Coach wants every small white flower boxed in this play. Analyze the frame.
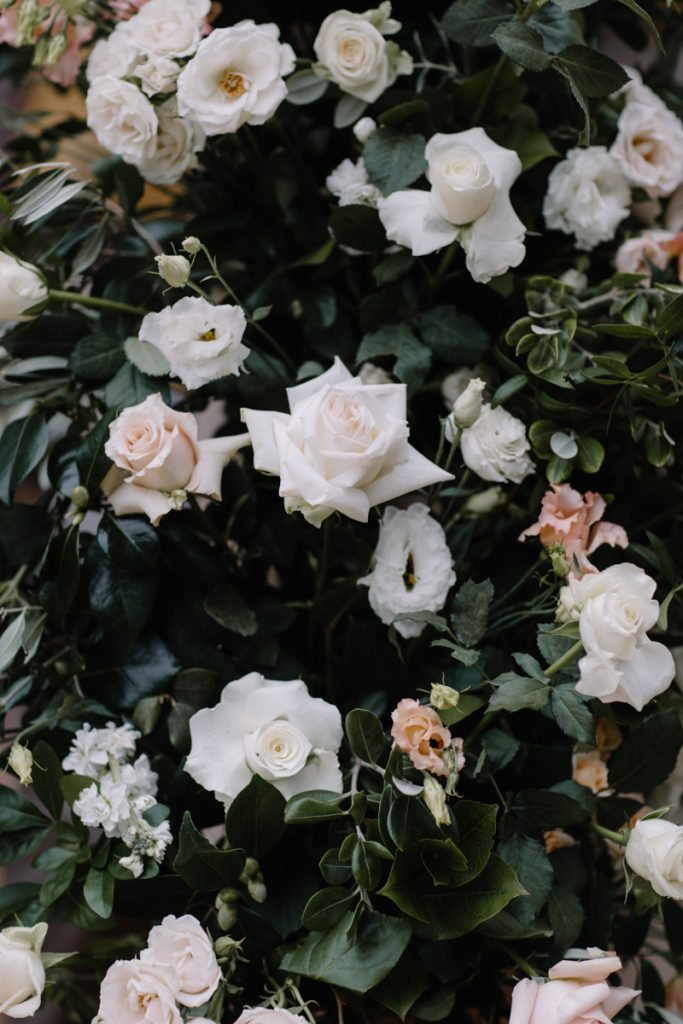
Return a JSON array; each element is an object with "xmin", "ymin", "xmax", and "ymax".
[
  {"xmin": 124, "ymin": 0, "xmax": 209, "ymax": 59},
  {"xmin": 353, "ymin": 116, "xmax": 377, "ymax": 143},
  {"xmin": 460, "ymin": 404, "xmax": 534, "ymax": 485},
  {"xmin": 359, "ymin": 503, "xmax": 456, "ymax": 638},
  {"xmin": 611, "ymin": 75, "xmax": 683, "ymax": 198},
  {"xmin": 326, "ymin": 157, "xmax": 380, "ymax": 207},
  {"xmin": 62, "ymin": 722, "xmax": 139, "ymax": 778},
  {"xmin": 182, "ymin": 236, "xmax": 201, "ymax": 254},
  {"xmin": 543, "ymin": 147, "xmax": 630, "ymax": 251},
  {"xmin": 73, "ymin": 777, "xmax": 132, "ymax": 836},
  {"xmin": 559, "ymin": 268, "xmax": 588, "ymax": 291},
  {"xmin": 119, "ymin": 754, "xmax": 158, "ymax": 800}
]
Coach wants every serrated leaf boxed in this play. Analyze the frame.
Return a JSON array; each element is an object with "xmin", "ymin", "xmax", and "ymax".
[
  {"xmin": 489, "ymin": 674, "xmax": 550, "ymax": 713},
  {"xmin": 450, "ymin": 578, "xmax": 494, "ymax": 647},
  {"xmin": 364, "ymin": 129, "xmax": 426, "ymax": 195},
  {"xmin": 492, "ymin": 22, "xmax": 552, "ymax": 71},
  {"xmin": 124, "ymin": 337, "xmax": 171, "ymax": 377},
  {"xmin": 204, "ymin": 584, "xmax": 257, "ymax": 636},
  {"xmin": 551, "ymin": 685, "xmax": 594, "ymax": 743}
]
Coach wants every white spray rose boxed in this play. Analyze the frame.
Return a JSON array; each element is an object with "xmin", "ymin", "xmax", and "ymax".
[
  {"xmin": 378, "ymin": 128, "xmax": 526, "ymax": 283},
  {"xmin": 460, "ymin": 404, "xmax": 534, "ymax": 484},
  {"xmin": 87, "ymin": 26, "xmax": 139, "ymax": 81},
  {"xmin": 358, "ymin": 503, "xmax": 455, "ymax": 638},
  {"xmin": 155, "ymin": 254, "xmax": 191, "ymax": 288},
  {"xmin": 95, "ymin": 959, "xmax": 182, "ymax": 1024},
  {"xmin": 137, "ymin": 103, "xmax": 205, "ymax": 186},
  {"xmin": 625, "ymin": 818, "xmax": 683, "ymax": 899},
  {"xmin": 0, "ymin": 923, "xmax": 47, "ymax": 1019},
  {"xmin": 186, "ymin": 672, "xmax": 343, "ymax": 806},
  {"xmin": 177, "ymin": 21, "xmax": 295, "ymax": 136},
  {"xmin": 557, "ymin": 562, "xmax": 675, "ymax": 710},
  {"xmin": 140, "ymin": 296, "xmax": 249, "ymax": 390},
  {"xmin": 124, "ymin": 0, "xmax": 209, "ymax": 58},
  {"xmin": 326, "ymin": 157, "xmax": 380, "ymax": 207},
  {"xmin": 142, "ymin": 915, "xmax": 221, "ymax": 1008},
  {"xmin": 611, "ymin": 77, "xmax": 683, "ymax": 198},
  {"xmin": 86, "ymin": 75, "xmax": 158, "ymax": 166},
  {"xmin": 136, "ymin": 55, "xmax": 179, "ymax": 97},
  {"xmin": 0, "ymin": 252, "xmax": 47, "ymax": 321},
  {"xmin": 241, "ymin": 357, "xmax": 452, "ymax": 525},
  {"xmin": 543, "ymin": 147, "xmax": 630, "ymax": 251}
]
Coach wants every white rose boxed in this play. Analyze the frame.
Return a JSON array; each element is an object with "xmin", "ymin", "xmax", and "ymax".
[
  {"xmin": 124, "ymin": 0, "xmax": 209, "ymax": 58},
  {"xmin": 378, "ymin": 128, "xmax": 526, "ymax": 283},
  {"xmin": 326, "ymin": 157, "xmax": 380, "ymax": 207},
  {"xmin": 452, "ymin": 377, "xmax": 485, "ymax": 428},
  {"xmin": 102, "ymin": 393, "xmax": 251, "ymax": 524},
  {"xmin": 558, "ymin": 563, "xmax": 675, "ymax": 710},
  {"xmin": 241, "ymin": 357, "xmax": 452, "ymax": 525},
  {"xmin": 460, "ymin": 403, "xmax": 534, "ymax": 484},
  {"xmin": 611, "ymin": 79, "xmax": 683, "ymax": 198},
  {"xmin": 86, "ymin": 75, "xmax": 158, "ymax": 166},
  {"xmin": 95, "ymin": 959, "xmax": 181, "ymax": 1024},
  {"xmin": 136, "ymin": 103, "xmax": 205, "ymax": 186},
  {"xmin": 186, "ymin": 672, "xmax": 343, "ymax": 806},
  {"xmin": 625, "ymin": 818, "xmax": 683, "ymax": 899},
  {"xmin": 313, "ymin": 5, "xmax": 412, "ymax": 104},
  {"xmin": 142, "ymin": 915, "xmax": 221, "ymax": 1008},
  {"xmin": 0, "ymin": 252, "xmax": 47, "ymax": 321},
  {"xmin": 140, "ymin": 296, "xmax": 248, "ymax": 389},
  {"xmin": 358, "ymin": 503, "xmax": 456, "ymax": 638},
  {"xmin": 543, "ymin": 146, "xmax": 630, "ymax": 251},
  {"xmin": 615, "ymin": 230, "xmax": 674, "ymax": 281},
  {"xmin": 234, "ymin": 1011, "xmax": 307, "ymax": 1024},
  {"xmin": 136, "ymin": 55, "xmax": 179, "ymax": 97},
  {"xmin": 177, "ymin": 21, "xmax": 295, "ymax": 137},
  {"xmin": 0, "ymin": 923, "xmax": 47, "ymax": 1019},
  {"xmin": 353, "ymin": 116, "xmax": 377, "ymax": 143},
  {"xmin": 87, "ymin": 26, "xmax": 139, "ymax": 81}
]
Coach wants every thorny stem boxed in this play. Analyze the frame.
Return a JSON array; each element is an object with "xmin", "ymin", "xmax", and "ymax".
[{"xmin": 49, "ymin": 289, "xmax": 146, "ymax": 317}]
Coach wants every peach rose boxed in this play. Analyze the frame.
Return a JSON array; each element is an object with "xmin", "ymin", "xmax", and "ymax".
[
  {"xmin": 519, "ymin": 484, "xmax": 628, "ymax": 575},
  {"xmin": 543, "ymin": 829, "xmax": 576, "ymax": 854},
  {"xmin": 390, "ymin": 698, "xmax": 452, "ymax": 777},
  {"xmin": 509, "ymin": 951, "xmax": 638, "ymax": 1024},
  {"xmin": 595, "ymin": 717, "xmax": 622, "ymax": 756},
  {"xmin": 572, "ymin": 750, "xmax": 610, "ymax": 795}
]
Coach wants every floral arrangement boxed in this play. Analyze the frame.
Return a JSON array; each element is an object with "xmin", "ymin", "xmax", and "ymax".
[{"xmin": 1, "ymin": 1, "xmax": 683, "ymax": 1022}]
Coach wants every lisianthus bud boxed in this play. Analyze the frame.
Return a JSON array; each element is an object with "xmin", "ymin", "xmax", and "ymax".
[
  {"xmin": 155, "ymin": 253, "xmax": 191, "ymax": 288},
  {"xmin": 247, "ymin": 878, "xmax": 267, "ymax": 903},
  {"xmin": 182, "ymin": 236, "xmax": 201, "ymax": 254},
  {"xmin": 71, "ymin": 485, "xmax": 89, "ymax": 510},
  {"xmin": 423, "ymin": 774, "xmax": 449, "ymax": 827},
  {"xmin": 453, "ymin": 378, "xmax": 486, "ymax": 428},
  {"xmin": 216, "ymin": 887, "xmax": 239, "ymax": 907},
  {"xmin": 214, "ymin": 935, "xmax": 242, "ymax": 960},
  {"xmin": 463, "ymin": 486, "xmax": 505, "ymax": 517},
  {"xmin": 353, "ymin": 117, "xmax": 377, "ymax": 144},
  {"xmin": 240, "ymin": 856, "xmax": 260, "ymax": 881},
  {"xmin": 430, "ymin": 683, "xmax": 460, "ymax": 711},
  {"xmin": 8, "ymin": 743, "xmax": 33, "ymax": 785}
]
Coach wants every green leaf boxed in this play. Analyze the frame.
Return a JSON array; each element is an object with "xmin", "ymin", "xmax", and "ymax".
[
  {"xmin": 450, "ymin": 578, "xmax": 494, "ymax": 647},
  {"xmin": 124, "ymin": 336, "xmax": 171, "ymax": 378},
  {"xmin": 451, "ymin": 801, "xmax": 497, "ymax": 884},
  {"xmin": 284, "ymin": 790, "xmax": 347, "ymax": 825},
  {"xmin": 0, "ymin": 882, "xmax": 39, "ymax": 923},
  {"xmin": 613, "ymin": 0, "xmax": 663, "ymax": 52},
  {"xmin": 204, "ymin": 584, "xmax": 257, "ymax": 636},
  {"xmin": 0, "ymin": 786, "xmax": 48, "ymax": 831},
  {"xmin": 99, "ymin": 515, "xmax": 160, "ymax": 572},
  {"xmin": 76, "ymin": 411, "xmax": 117, "ymax": 490},
  {"xmin": 352, "ymin": 839, "xmax": 383, "ymax": 891},
  {"xmin": 497, "ymin": 835, "xmax": 552, "ymax": 926},
  {"xmin": 89, "ymin": 556, "xmax": 156, "ymax": 636},
  {"xmin": 357, "ymin": 324, "xmax": 431, "ymax": 392},
  {"xmin": 83, "ymin": 867, "xmax": 115, "ymax": 919},
  {"xmin": 286, "ymin": 68, "xmax": 329, "ymax": 105},
  {"xmin": 609, "ymin": 711, "xmax": 683, "ymax": 793},
  {"xmin": 330, "ymin": 205, "xmax": 386, "ymax": 251},
  {"xmin": 656, "ymin": 293, "xmax": 683, "ymax": 340},
  {"xmin": 550, "ymin": 685, "xmax": 594, "ymax": 743},
  {"xmin": 488, "ymin": 674, "xmax": 550, "ymax": 713},
  {"xmin": 511, "ymin": 786, "xmax": 593, "ymax": 831},
  {"xmin": 319, "ymin": 849, "xmax": 353, "ymax": 886},
  {"xmin": 225, "ymin": 775, "xmax": 286, "ymax": 858},
  {"xmin": 31, "ymin": 741, "xmax": 64, "ymax": 819},
  {"xmin": 334, "ymin": 94, "xmax": 368, "ymax": 129},
  {"xmin": 441, "ymin": 0, "xmax": 510, "ymax": 46},
  {"xmin": 39, "ymin": 855, "xmax": 76, "ymax": 906},
  {"xmin": 69, "ymin": 333, "xmax": 125, "ymax": 381},
  {"xmin": 415, "ymin": 305, "xmax": 489, "ymax": 364},
  {"xmin": 174, "ymin": 812, "xmax": 246, "ymax": 892},
  {"xmin": 0, "ymin": 412, "xmax": 48, "ymax": 504},
  {"xmin": 555, "ymin": 45, "xmax": 629, "ymax": 97},
  {"xmin": 548, "ymin": 884, "xmax": 584, "ymax": 952},
  {"xmin": 345, "ymin": 709, "xmax": 387, "ymax": 765},
  {"xmin": 105, "ymin": 363, "xmax": 165, "ymax": 409},
  {"xmin": 364, "ymin": 129, "xmax": 426, "ymax": 195},
  {"xmin": 440, "ymin": 693, "xmax": 486, "ymax": 726},
  {"xmin": 575, "ymin": 436, "xmax": 604, "ymax": 473},
  {"xmin": 301, "ymin": 886, "xmax": 356, "ymax": 930},
  {"xmin": 0, "ymin": 612, "xmax": 27, "ymax": 672},
  {"xmin": 492, "ymin": 22, "xmax": 552, "ymax": 71},
  {"xmin": 60, "ymin": 774, "xmax": 93, "ymax": 806},
  {"xmin": 420, "ymin": 838, "xmax": 468, "ymax": 886},
  {"xmin": 370, "ymin": 951, "xmax": 429, "ymax": 1022}
]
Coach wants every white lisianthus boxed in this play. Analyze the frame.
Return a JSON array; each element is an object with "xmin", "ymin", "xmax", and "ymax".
[
  {"xmin": 102, "ymin": 393, "xmax": 251, "ymax": 525},
  {"xmin": 0, "ymin": 923, "xmax": 47, "ymax": 1019},
  {"xmin": 0, "ymin": 252, "xmax": 47, "ymax": 321},
  {"xmin": 359, "ymin": 503, "xmax": 456, "ymax": 638},
  {"xmin": 142, "ymin": 916, "xmax": 221, "ymax": 1008},
  {"xmin": 140, "ymin": 296, "xmax": 249, "ymax": 390},
  {"xmin": 95, "ymin": 959, "xmax": 182, "ymax": 1024},
  {"xmin": 378, "ymin": 128, "xmax": 526, "ymax": 283},
  {"xmin": 87, "ymin": 27, "xmax": 139, "ymax": 82},
  {"xmin": 460, "ymin": 404, "xmax": 534, "ymax": 484},
  {"xmin": 241, "ymin": 357, "xmax": 452, "ymax": 526},
  {"xmin": 611, "ymin": 77, "xmax": 683, "ymax": 198},
  {"xmin": 137, "ymin": 102, "xmax": 205, "ymax": 185},
  {"xmin": 136, "ymin": 55, "xmax": 179, "ymax": 97},
  {"xmin": 543, "ymin": 147, "xmax": 630, "ymax": 251},
  {"xmin": 625, "ymin": 818, "xmax": 683, "ymax": 899},
  {"xmin": 353, "ymin": 116, "xmax": 377, "ymax": 143},
  {"xmin": 313, "ymin": 4, "xmax": 412, "ymax": 104},
  {"xmin": 177, "ymin": 21, "xmax": 296, "ymax": 137},
  {"xmin": 186, "ymin": 672, "xmax": 344, "ymax": 806},
  {"xmin": 557, "ymin": 563, "xmax": 675, "ymax": 710},
  {"xmin": 86, "ymin": 75, "xmax": 158, "ymax": 166},
  {"xmin": 123, "ymin": 0, "xmax": 209, "ymax": 59},
  {"xmin": 326, "ymin": 157, "xmax": 380, "ymax": 207},
  {"xmin": 451, "ymin": 377, "xmax": 486, "ymax": 428}
]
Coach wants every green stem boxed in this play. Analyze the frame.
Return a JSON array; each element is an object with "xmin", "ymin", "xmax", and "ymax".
[
  {"xmin": 465, "ymin": 710, "xmax": 497, "ymax": 748},
  {"xmin": 49, "ymin": 289, "xmax": 146, "ymax": 317},
  {"xmin": 546, "ymin": 638, "xmax": 583, "ymax": 677},
  {"xmin": 496, "ymin": 941, "xmax": 541, "ymax": 978},
  {"xmin": 519, "ymin": 0, "xmax": 550, "ymax": 21},
  {"xmin": 592, "ymin": 821, "xmax": 627, "ymax": 846}
]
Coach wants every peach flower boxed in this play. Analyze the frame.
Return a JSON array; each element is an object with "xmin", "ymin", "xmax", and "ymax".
[
  {"xmin": 519, "ymin": 484, "xmax": 628, "ymax": 575},
  {"xmin": 572, "ymin": 750, "xmax": 610, "ymax": 795},
  {"xmin": 666, "ymin": 974, "xmax": 683, "ymax": 1015},
  {"xmin": 390, "ymin": 698, "xmax": 452, "ymax": 777},
  {"xmin": 595, "ymin": 717, "xmax": 622, "ymax": 756},
  {"xmin": 509, "ymin": 950, "xmax": 639, "ymax": 1024},
  {"xmin": 543, "ymin": 828, "xmax": 576, "ymax": 854}
]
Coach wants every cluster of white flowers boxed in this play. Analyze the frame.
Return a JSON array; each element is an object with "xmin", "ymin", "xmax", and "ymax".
[
  {"xmin": 326, "ymin": 157, "xmax": 380, "ymax": 208},
  {"xmin": 63, "ymin": 722, "xmax": 172, "ymax": 878}
]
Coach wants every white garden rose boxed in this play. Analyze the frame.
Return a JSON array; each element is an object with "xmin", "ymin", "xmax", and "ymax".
[
  {"xmin": 186, "ymin": 672, "xmax": 344, "ymax": 806},
  {"xmin": 136, "ymin": 103, "xmax": 205, "ymax": 186},
  {"xmin": 313, "ymin": 4, "xmax": 412, "ymax": 104},
  {"xmin": 86, "ymin": 75, "xmax": 158, "ymax": 166},
  {"xmin": 177, "ymin": 21, "xmax": 295, "ymax": 137},
  {"xmin": 140, "ymin": 296, "xmax": 248, "ymax": 389},
  {"xmin": 378, "ymin": 128, "xmax": 526, "ymax": 283},
  {"xmin": 460, "ymin": 404, "xmax": 534, "ymax": 484},
  {"xmin": 557, "ymin": 563, "xmax": 675, "ymax": 710},
  {"xmin": 136, "ymin": 55, "xmax": 179, "ymax": 97},
  {"xmin": 95, "ymin": 959, "xmax": 182, "ymax": 1024},
  {"xmin": 124, "ymin": 0, "xmax": 209, "ymax": 59},
  {"xmin": 625, "ymin": 818, "xmax": 683, "ymax": 899},
  {"xmin": 358, "ymin": 503, "xmax": 456, "ymax": 638},
  {"xmin": 0, "ymin": 252, "xmax": 47, "ymax": 321},
  {"xmin": 543, "ymin": 147, "xmax": 630, "ymax": 251},
  {"xmin": 142, "ymin": 915, "xmax": 221, "ymax": 1008},
  {"xmin": 611, "ymin": 78, "xmax": 683, "ymax": 198},
  {"xmin": 87, "ymin": 26, "xmax": 139, "ymax": 82},
  {"xmin": 0, "ymin": 923, "xmax": 47, "ymax": 1019},
  {"xmin": 326, "ymin": 157, "xmax": 380, "ymax": 207},
  {"xmin": 241, "ymin": 357, "xmax": 452, "ymax": 525},
  {"xmin": 102, "ymin": 393, "xmax": 251, "ymax": 524}
]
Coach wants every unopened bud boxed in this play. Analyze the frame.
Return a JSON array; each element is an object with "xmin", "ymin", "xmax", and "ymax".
[
  {"xmin": 550, "ymin": 546, "xmax": 570, "ymax": 578},
  {"xmin": 216, "ymin": 887, "xmax": 239, "ymax": 907},
  {"xmin": 247, "ymin": 878, "xmax": 267, "ymax": 903},
  {"xmin": 182, "ymin": 236, "xmax": 201, "ymax": 255},
  {"xmin": 353, "ymin": 117, "xmax": 376, "ymax": 144},
  {"xmin": 155, "ymin": 253, "xmax": 190, "ymax": 288},
  {"xmin": 214, "ymin": 935, "xmax": 241, "ymax": 959},
  {"xmin": 430, "ymin": 683, "xmax": 460, "ymax": 711},
  {"xmin": 240, "ymin": 856, "xmax": 259, "ymax": 881},
  {"xmin": 8, "ymin": 743, "xmax": 32, "ymax": 785},
  {"xmin": 71, "ymin": 485, "xmax": 89, "ymax": 509},
  {"xmin": 45, "ymin": 33, "xmax": 67, "ymax": 66},
  {"xmin": 216, "ymin": 905, "xmax": 237, "ymax": 931},
  {"xmin": 423, "ymin": 774, "xmax": 449, "ymax": 828},
  {"xmin": 452, "ymin": 378, "xmax": 486, "ymax": 428},
  {"xmin": 463, "ymin": 486, "xmax": 505, "ymax": 517}
]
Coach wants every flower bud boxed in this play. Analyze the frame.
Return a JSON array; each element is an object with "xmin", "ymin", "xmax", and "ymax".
[
  {"xmin": 423, "ymin": 774, "xmax": 449, "ymax": 827},
  {"xmin": 216, "ymin": 905, "xmax": 237, "ymax": 931},
  {"xmin": 359, "ymin": 361, "xmax": 391, "ymax": 386},
  {"xmin": 182, "ymin": 236, "xmax": 201, "ymax": 255},
  {"xmin": 216, "ymin": 887, "xmax": 240, "ymax": 907},
  {"xmin": 463, "ymin": 486, "xmax": 505, "ymax": 517},
  {"xmin": 70, "ymin": 485, "xmax": 89, "ymax": 509},
  {"xmin": 8, "ymin": 743, "xmax": 33, "ymax": 785},
  {"xmin": 239, "ymin": 856, "xmax": 260, "ymax": 881},
  {"xmin": 430, "ymin": 683, "xmax": 460, "ymax": 711},
  {"xmin": 155, "ymin": 253, "xmax": 190, "ymax": 288},
  {"xmin": 452, "ymin": 378, "xmax": 486, "ymax": 428},
  {"xmin": 353, "ymin": 117, "xmax": 377, "ymax": 144},
  {"xmin": 247, "ymin": 878, "xmax": 267, "ymax": 903}
]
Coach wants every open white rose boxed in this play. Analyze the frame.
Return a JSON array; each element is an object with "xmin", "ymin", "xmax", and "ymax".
[
  {"xmin": 142, "ymin": 915, "xmax": 221, "ymax": 1008},
  {"xmin": 557, "ymin": 563, "xmax": 675, "ymax": 710},
  {"xmin": 0, "ymin": 923, "xmax": 47, "ymax": 1019},
  {"xmin": 136, "ymin": 103, "xmax": 205, "ymax": 187},
  {"xmin": 86, "ymin": 75, "xmax": 158, "ymax": 166},
  {"xmin": 313, "ymin": 4, "xmax": 412, "ymax": 104},
  {"xmin": 140, "ymin": 296, "xmax": 248, "ymax": 389},
  {"xmin": 0, "ymin": 252, "xmax": 47, "ymax": 321},
  {"xmin": 460, "ymin": 403, "xmax": 534, "ymax": 484},
  {"xmin": 177, "ymin": 21, "xmax": 295, "ymax": 136},
  {"xmin": 102, "ymin": 393, "xmax": 251, "ymax": 525},
  {"xmin": 611, "ymin": 77, "xmax": 683, "ymax": 198},
  {"xmin": 359, "ymin": 503, "xmax": 456, "ymax": 638},
  {"xmin": 241, "ymin": 357, "xmax": 452, "ymax": 526},
  {"xmin": 186, "ymin": 672, "xmax": 343, "ymax": 806},
  {"xmin": 543, "ymin": 146, "xmax": 630, "ymax": 251},
  {"xmin": 625, "ymin": 818, "xmax": 683, "ymax": 899},
  {"xmin": 96, "ymin": 959, "xmax": 182, "ymax": 1024},
  {"xmin": 124, "ymin": 0, "xmax": 209, "ymax": 58},
  {"xmin": 87, "ymin": 26, "xmax": 139, "ymax": 82},
  {"xmin": 378, "ymin": 128, "xmax": 525, "ymax": 283},
  {"xmin": 137, "ymin": 55, "xmax": 179, "ymax": 97}
]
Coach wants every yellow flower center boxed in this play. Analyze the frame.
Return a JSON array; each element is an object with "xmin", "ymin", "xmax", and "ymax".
[
  {"xmin": 403, "ymin": 553, "xmax": 416, "ymax": 591},
  {"xmin": 199, "ymin": 328, "xmax": 216, "ymax": 341},
  {"xmin": 219, "ymin": 70, "xmax": 247, "ymax": 97}
]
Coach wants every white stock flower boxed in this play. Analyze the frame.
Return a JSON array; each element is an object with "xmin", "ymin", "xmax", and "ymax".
[
  {"xmin": 139, "ymin": 296, "xmax": 248, "ymax": 390},
  {"xmin": 625, "ymin": 818, "xmax": 683, "ymax": 899},
  {"xmin": 142, "ymin": 916, "xmax": 221, "ymax": 1008},
  {"xmin": 87, "ymin": 27, "xmax": 139, "ymax": 82},
  {"xmin": 136, "ymin": 55, "xmax": 179, "ymax": 97},
  {"xmin": 326, "ymin": 157, "xmax": 380, "ymax": 207},
  {"xmin": 0, "ymin": 923, "xmax": 47, "ymax": 1019},
  {"xmin": 102, "ymin": 393, "xmax": 251, "ymax": 525},
  {"xmin": 241, "ymin": 357, "xmax": 452, "ymax": 525},
  {"xmin": 543, "ymin": 147, "xmax": 630, "ymax": 251},
  {"xmin": 62, "ymin": 722, "xmax": 139, "ymax": 777},
  {"xmin": 611, "ymin": 77, "xmax": 683, "ymax": 198},
  {"xmin": 136, "ymin": 103, "xmax": 205, "ymax": 185},
  {"xmin": 378, "ymin": 128, "xmax": 525, "ymax": 283},
  {"xmin": 353, "ymin": 116, "xmax": 377, "ymax": 143},
  {"xmin": 177, "ymin": 21, "xmax": 295, "ymax": 136},
  {"xmin": 0, "ymin": 252, "xmax": 47, "ymax": 321},
  {"xmin": 359, "ymin": 503, "xmax": 455, "ymax": 638},
  {"xmin": 124, "ymin": 0, "xmax": 209, "ymax": 58},
  {"xmin": 73, "ymin": 777, "xmax": 132, "ymax": 836},
  {"xmin": 313, "ymin": 4, "xmax": 412, "ymax": 103},
  {"xmin": 86, "ymin": 75, "xmax": 158, "ymax": 165},
  {"xmin": 186, "ymin": 672, "xmax": 343, "ymax": 806},
  {"xmin": 557, "ymin": 563, "xmax": 675, "ymax": 710},
  {"xmin": 119, "ymin": 754, "xmax": 158, "ymax": 799},
  {"xmin": 460, "ymin": 404, "xmax": 534, "ymax": 484},
  {"xmin": 95, "ymin": 959, "xmax": 182, "ymax": 1024}
]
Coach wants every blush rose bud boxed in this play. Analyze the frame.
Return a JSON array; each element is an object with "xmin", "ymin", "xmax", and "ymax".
[{"xmin": 155, "ymin": 253, "xmax": 191, "ymax": 288}]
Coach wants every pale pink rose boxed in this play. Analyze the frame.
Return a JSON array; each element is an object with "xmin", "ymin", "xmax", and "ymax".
[
  {"xmin": 141, "ymin": 915, "xmax": 221, "ymax": 1008},
  {"xmin": 615, "ymin": 230, "xmax": 674, "ymax": 281},
  {"xmin": 390, "ymin": 698, "xmax": 452, "ymax": 777},
  {"xmin": 95, "ymin": 959, "xmax": 182, "ymax": 1024},
  {"xmin": 572, "ymin": 750, "xmax": 610, "ymax": 795},
  {"xmin": 519, "ymin": 483, "xmax": 628, "ymax": 575},
  {"xmin": 509, "ymin": 951, "xmax": 639, "ymax": 1024}
]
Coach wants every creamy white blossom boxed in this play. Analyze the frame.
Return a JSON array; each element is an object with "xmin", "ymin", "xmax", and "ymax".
[
  {"xmin": 142, "ymin": 916, "xmax": 221, "ymax": 1007},
  {"xmin": 359, "ymin": 361, "xmax": 391, "ymax": 385},
  {"xmin": 359, "ymin": 504, "xmax": 456, "ymax": 638},
  {"xmin": 234, "ymin": 1011, "xmax": 308, "ymax": 1024},
  {"xmin": 123, "ymin": 0, "xmax": 209, "ymax": 59},
  {"xmin": 95, "ymin": 959, "xmax": 182, "ymax": 1024},
  {"xmin": 155, "ymin": 254, "xmax": 190, "ymax": 288},
  {"xmin": 0, "ymin": 252, "xmax": 47, "ymax": 321},
  {"xmin": 441, "ymin": 365, "xmax": 492, "ymax": 409},
  {"xmin": 136, "ymin": 56, "xmax": 179, "ymax": 98},
  {"xmin": 611, "ymin": 76, "xmax": 683, "ymax": 198},
  {"xmin": 353, "ymin": 116, "xmax": 377, "ymax": 143},
  {"xmin": 460, "ymin": 404, "xmax": 534, "ymax": 484},
  {"xmin": 543, "ymin": 146, "xmax": 630, "ymax": 251},
  {"xmin": 73, "ymin": 776, "xmax": 132, "ymax": 836},
  {"xmin": 62, "ymin": 722, "xmax": 140, "ymax": 777},
  {"xmin": 87, "ymin": 27, "xmax": 139, "ymax": 82},
  {"xmin": 625, "ymin": 818, "xmax": 683, "ymax": 899},
  {"xmin": 0, "ymin": 924, "xmax": 47, "ymax": 1020},
  {"xmin": 137, "ymin": 103, "xmax": 205, "ymax": 185},
  {"xmin": 86, "ymin": 75, "xmax": 158, "ymax": 166},
  {"xmin": 326, "ymin": 157, "xmax": 380, "ymax": 207}
]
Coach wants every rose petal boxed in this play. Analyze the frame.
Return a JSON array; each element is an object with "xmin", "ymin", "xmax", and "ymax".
[{"xmin": 377, "ymin": 189, "xmax": 458, "ymax": 257}]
